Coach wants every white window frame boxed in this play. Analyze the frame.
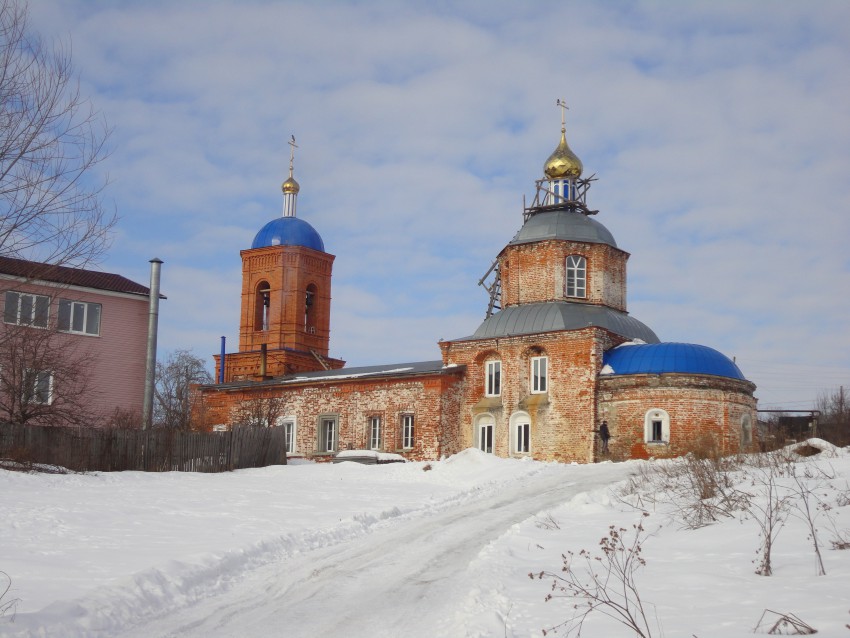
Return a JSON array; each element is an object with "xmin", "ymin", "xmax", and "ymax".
[
  {"xmin": 476, "ymin": 415, "xmax": 495, "ymax": 454},
  {"xmin": 25, "ymin": 370, "xmax": 53, "ymax": 405},
  {"xmin": 566, "ymin": 255, "xmax": 587, "ymax": 298},
  {"xmin": 318, "ymin": 416, "xmax": 338, "ymax": 453},
  {"xmin": 276, "ymin": 416, "xmax": 296, "ymax": 453},
  {"xmin": 485, "ymin": 360, "xmax": 501, "ymax": 397},
  {"xmin": 644, "ymin": 409, "xmax": 670, "ymax": 444},
  {"xmin": 4, "ymin": 291, "xmax": 50, "ymax": 328},
  {"xmin": 369, "ymin": 415, "xmax": 382, "ymax": 450},
  {"xmin": 58, "ymin": 299, "xmax": 101, "ymax": 336},
  {"xmin": 401, "ymin": 414, "xmax": 414, "ymax": 449},
  {"xmin": 510, "ymin": 411, "xmax": 531, "ymax": 455},
  {"xmin": 530, "ymin": 356, "xmax": 548, "ymax": 394}
]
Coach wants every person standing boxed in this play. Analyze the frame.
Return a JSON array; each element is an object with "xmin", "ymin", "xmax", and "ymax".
[{"xmin": 598, "ymin": 420, "xmax": 611, "ymax": 454}]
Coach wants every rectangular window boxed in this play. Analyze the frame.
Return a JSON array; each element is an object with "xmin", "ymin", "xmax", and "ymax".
[
  {"xmin": 651, "ymin": 420, "xmax": 663, "ymax": 442},
  {"xmin": 319, "ymin": 416, "xmax": 337, "ymax": 453},
  {"xmin": 516, "ymin": 422, "xmax": 530, "ymax": 453},
  {"xmin": 4, "ymin": 291, "xmax": 49, "ymax": 328},
  {"xmin": 24, "ymin": 370, "xmax": 53, "ymax": 405},
  {"xmin": 485, "ymin": 360, "xmax": 501, "ymax": 397},
  {"xmin": 531, "ymin": 356, "xmax": 548, "ymax": 393},
  {"xmin": 369, "ymin": 416, "xmax": 381, "ymax": 450},
  {"xmin": 58, "ymin": 300, "xmax": 101, "ymax": 336},
  {"xmin": 282, "ymin": 420, "xmax": 295, "ymax": 453},
  {"xmin": 401, "ymin": 414, "xmax": 414, "ymax": 449}
]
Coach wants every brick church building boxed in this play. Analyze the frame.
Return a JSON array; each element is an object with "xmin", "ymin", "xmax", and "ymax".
[{"xmin": 197, "ymin": 115, "xmax": 757, "ymax": 463}]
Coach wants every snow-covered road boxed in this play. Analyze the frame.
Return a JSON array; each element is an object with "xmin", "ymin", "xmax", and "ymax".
[{"xmin": 121, "ymin": 462, "xmax": 629, "ymax": 638}]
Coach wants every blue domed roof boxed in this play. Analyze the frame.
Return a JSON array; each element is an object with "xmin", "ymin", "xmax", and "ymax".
[
  {"xmin": 251, "ymin": 217, "xmax": 324, "ymax": 251},
  {"xmin": 602, "ymin": 343, "xmax": 746, "ymax": 380}
]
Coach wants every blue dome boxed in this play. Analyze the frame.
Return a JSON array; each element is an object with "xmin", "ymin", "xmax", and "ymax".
[
  {"xmin": 251, "ymin": 217, "xmax": 324, "ymax": 251},
  {"xmin": 602, "ymin": 343, "xmax": 746, "ymax": 380}
]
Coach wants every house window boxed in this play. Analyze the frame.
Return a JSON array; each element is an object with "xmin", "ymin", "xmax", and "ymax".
[
  {"xmin": 531, "ymin": 356, "xmax": 548, "ymax": 393},
  {"xmin": 566, "ymin": 255, "xmax": 586, "ymax": 298},
  {"xmin": 318, "ymin": 416, "xmax": 338, "ymax": 453},
  {"xmin": 58, "ymin": 300, "xmax": 101, "ymax": 336},
  {"xmin": 401, "ymin": 414, "xmax": 414, "ymax": 449},
  {"xmin": 644, "ymin": 409, "xmax": 670, "ymax": 444},
  {"xmin": 4, "ymin": 291, "xmax": 49, "ymax": 328},
  {"xmin": 369, "ymin": 416, "xmax": 382, "ymax": 450},
  {"xmin": 485, "ymin": 360, "xmax": 501, "ymax": 397},
  {"xmin": 25, "ymin": 370, "xmax": 53, "ymax": 405},
  {"xmin": 279, "ymin": 418, "xmax": 296, "ymax": 453},
  {"xmin": 477, "ymin": 415, "xmax": 494, "ymax": 453}
]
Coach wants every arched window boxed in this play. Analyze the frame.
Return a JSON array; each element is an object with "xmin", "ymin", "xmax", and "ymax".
[
  {"xmin": 510, "ymin": 411, "xmax": 531, "ymax": 455},
  {"xmin": 305, "ymin": 283, "xmax": 317, "ymax": 333},
  {"xmin": 475, "ymin": 414, "xmax": 495, "ymax": 453},
  {"xmin": 254, "ymin": 281, "xmax": 270, "ymax": 331},
  {"xmin": 566, "ymin": 255, "xmax": 586, "ymax": 298},
  {"xmin": 644, "ymin": 409, "xmax": 670, "ymax": 444}
]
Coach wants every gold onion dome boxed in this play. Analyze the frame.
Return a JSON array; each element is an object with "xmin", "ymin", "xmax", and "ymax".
[
  {"xmin": 544, "ymin": 130, "xmax": 583, "ymax": 179},
  {"xmin": 282, "ymin": 176, "xmax": 300, "ymax": 194}
]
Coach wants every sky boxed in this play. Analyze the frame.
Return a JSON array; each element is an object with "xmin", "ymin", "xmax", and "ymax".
[
  {"xmin": 2, "ymin": 443, "xmax": 848, "ymax": 636},
  {"xmin": 22, "ymin": 0, "xmax": 850, "ymax": 410}
]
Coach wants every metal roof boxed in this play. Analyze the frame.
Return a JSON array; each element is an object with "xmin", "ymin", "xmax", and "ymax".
[
  {"xmin": 462, "ymin": 301, "xmax": 659, "ymax": 343},
  {"xmin": 205, "ymin": 360, "xmax": 462, "ymax": 390},
  {"xmin": 251, "ymin": 217, "xmax": 325, "ymax": 252},
  {"xmin": 0, "ymin": 256, "xmax": 156, "ymax": 297},
  {"xmin": 509, "ymin": 210, "xmax": 617, "ymax": 248},
  {"xmin": 602, "ymin": 343, "xmax": 746, "ymax": 380}
]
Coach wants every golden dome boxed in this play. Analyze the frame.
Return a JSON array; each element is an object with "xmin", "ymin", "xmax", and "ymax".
[
  {"xmin": 282, "ymin": 176, "xmax": 300, "ymax": 194},
  {"xmin": 544, "ymin": 130, "xmax": 583, "ymax": 179}
]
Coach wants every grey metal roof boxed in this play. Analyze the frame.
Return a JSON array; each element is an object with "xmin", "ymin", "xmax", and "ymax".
[
  {"xmin": 204, "ymin": 360, "xmax": 462, "ymax": 391},
  {"xmin": 464, "ymin": 301, "xmax": 659, "ymax": 343},
  {"xmin": 509, "ymin": 210, "xmax": 617, "ymax": 248}
]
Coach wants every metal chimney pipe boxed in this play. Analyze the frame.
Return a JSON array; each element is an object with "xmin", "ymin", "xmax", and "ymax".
[
  {"xmin": 219, "ymin": 336, "xmax": 226, "ymax": 383},
  {"xmin": 141, "ymin": 258, "xmax": 163, "ymax": 430}
]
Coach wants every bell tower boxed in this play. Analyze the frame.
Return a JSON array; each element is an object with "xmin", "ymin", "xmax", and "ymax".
[{"xmin": 216, "ymin": 137, "xmax": 345, "ymax": 382}]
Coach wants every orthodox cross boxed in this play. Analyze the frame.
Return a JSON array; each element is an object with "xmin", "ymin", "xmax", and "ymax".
[
  {"xmin": 288, "ymin": 135, "xmax": 298, "ymax": 177},
  {"xmin": 556, "ymin": 98, "xmax": 569, "ymax": 133}
]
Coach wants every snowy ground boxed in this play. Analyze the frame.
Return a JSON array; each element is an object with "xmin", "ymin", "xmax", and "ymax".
[{"xmin": 1, "ymin": 442, "xmax": 849, "ymax": 637}]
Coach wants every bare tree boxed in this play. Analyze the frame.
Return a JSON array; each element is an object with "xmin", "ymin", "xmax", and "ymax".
[
  {"xmin": 0, "ymin": 0, "xmax": 113, "ymax": 269},
  {"xmin": 0, "ymin": 322, "xmax": 98, "ymax": 426},
  {"xmin": 153, "ymin": 349, "xmax": 212, "ymax": 429},
  {"xmin": 233, "ymin": 396, "xmax": 285, "ymax": 429}
]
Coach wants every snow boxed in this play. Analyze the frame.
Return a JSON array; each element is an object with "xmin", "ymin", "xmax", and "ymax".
[
  {"xmin": 1, "ymin": 444, "xmax": 849, "ymax": 637},
  {"xmin": 334, "ymin": 450, "xmax": 405, "ymax": 462},
  {"xmin": 599, "ymin": 363, "xmax": 615, "ymax": 375}
]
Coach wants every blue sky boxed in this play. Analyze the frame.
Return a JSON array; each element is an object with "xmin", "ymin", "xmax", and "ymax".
[{"xmin": 26, "ymin": 0, "xmax": 850, "ymax": 410}]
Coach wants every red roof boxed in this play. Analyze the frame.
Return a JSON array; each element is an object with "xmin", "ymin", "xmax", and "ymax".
[{"xmin": 0, "ymin": 256, "xmax": 160, "ymax": 298}]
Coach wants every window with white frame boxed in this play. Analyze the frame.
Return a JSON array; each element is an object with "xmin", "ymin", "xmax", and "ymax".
[
  {"xmin": 58, "ymin": 299, "xmax": 101, "ymax": 336},
  {"xmin": 476, "ymin": 415, "xmax": 494, "ymax": 453},
  {"xmin": 485, "ymin": 360, "xmax": 501, "ymax": 397},
  {"xmin": 4, "ymin": 291, "xmax": 49, "ymax": 328},
  {"xmin": 510, "ymin": 412, "xmax": 531, "ymax": 455},
  {"xmin": 530, "ymin": 356, "xmax": 548, "ymax": 393},
  {"xmin": 644, "ymin": 409, "xmax": 670, "ymax": 444},
  {"xmin": 369, "ymin": 415, "xmax": 382, "ymax": 450},
  {"xmin": 24, "ymin": 370, "xmax": 53, "ymax": 405},
  {"xmin": 401, "ymin": 414, "xmax": 414, "ymax": 449},
  {"xmin": 278, "ymin": 417, "xmax": 296, "ymax": 453},
  {"xmin": 565, "ymin": 255, "xmax": 586, "ymax": 298},
  {"xmin": 318, "ymin": 416, "xmax": 338, "ymax": 453}
]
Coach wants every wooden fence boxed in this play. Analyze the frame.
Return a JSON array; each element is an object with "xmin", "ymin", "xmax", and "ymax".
[{"xmin": 0, "ymin": 423, "xmax": 287, "ymax": 473}]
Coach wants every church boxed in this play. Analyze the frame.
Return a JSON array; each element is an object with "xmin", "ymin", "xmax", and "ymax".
[{"xmin": 196, "ymin": 109, "xmax": 758, "ymax": 463}]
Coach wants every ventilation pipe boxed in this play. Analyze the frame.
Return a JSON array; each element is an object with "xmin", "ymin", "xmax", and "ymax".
[
  {"xmin": 142, "ymin": 258, "xmax": 163, "ymax": 430},
  {"xmin": 219, "ymin": 336, "xmax": 226, "ymax": 383}
]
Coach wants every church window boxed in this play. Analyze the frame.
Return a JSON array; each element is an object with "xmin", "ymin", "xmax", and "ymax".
[
  {"xmin": 369, "ymin": 415, "xmax": 382, "ymax": 450},
  {"xmin": 566, "ymin": 255, "xmax": 586, "ymax": 298},
  {"xmin": 401, "ymin": 414, "xmax": 414, "ymax": 449},
  {"xmin": 254, "ymin": 282, "xmax": 270, "ymax": 331},
  {"xmin": 318, "ymin": 415, "xmax": 338, "ymax": 453},
  {"xmin": 644, "ymin": 409, "xmax": 670, "ymax": 444},
  {"xmin": 476, "ymin": 415, "xmax": 494, "ymax": 453},
  {"xmin": 305, "ymin": 284, "xmax": 317, "ymax": 333},
  {"xmin": 741, "ymin": 414, "xmax": 753, "ymax": 449},
  {"xmin": 485, "ymin": 360, "xmax": 501, "ymax": 397},
  {"xmin": 531, "ymin": 356, "xmax": 548, "ymax": 393},
  {"xmin": 510, "ymin": 412, "xmax": 531, "ymax": 455}
]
